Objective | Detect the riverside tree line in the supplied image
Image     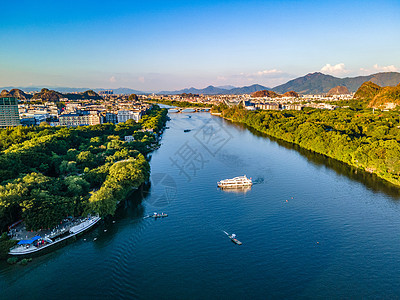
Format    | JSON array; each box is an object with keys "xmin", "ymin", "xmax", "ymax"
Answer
[
  {"xmin": 212, "ymin": 102, "xmax": 400, "ymax": 187},
  {"xmin": 0, "ymin": 106, "xmax": 168, "ymax": 233}
]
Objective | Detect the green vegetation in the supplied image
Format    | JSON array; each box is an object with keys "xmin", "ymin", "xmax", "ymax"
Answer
[
  {"xmin": 7, "ymin": 256, "xmax": 18, "ymax": 264},
  {"xmin": 0, "ymin": 106, "xmax": 167, "ymax": 234},
  {"xmin": 30, "ymin": 88, "xmax": 103, "ymax": 102},
  {"xmin": 17, "ymin": 258, "xmax": 32, "ymax": 266},
  {"xmin": 273, "ymin": 71, "xmax": 400, "ymax": 94},
  {"xmin": 147, "ymin": 99, "xmax": 211, "ymax": 108},
  {"xmin": 212, "ymin": 104, "xmax": 400, "ymax": 187},
  {"xmin": 128, "ymin": 94, "xmax": 138, "ymax": 101},
  {"xmin": 353, "ymin": 81, "xmax": 400, "ymax": 108},
  {"xmin": 0, "ymin": 233, "xmax": 17, "ymax": 260}
]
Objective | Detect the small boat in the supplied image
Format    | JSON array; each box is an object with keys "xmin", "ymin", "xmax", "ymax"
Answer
[
  {"xmin": 151, "ymin": 212, "xmax": 168, "ymax": 218},
  {"xmin": 217, "ymin": 175, "xmax": 252, "ymax": 189},
  {"xmin": 9, "ymin": 215, "xmax": 101, "ymax": 256},
  {"xmin": 184, "ymin": 129, "xmax": 191, "ymax": 133},
  {"xmin": 223, "ymin": 231, "xmax": 242, "ymax": 245}
]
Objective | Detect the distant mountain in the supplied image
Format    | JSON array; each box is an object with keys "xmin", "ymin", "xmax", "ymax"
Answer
[
  {"xmin": 251, "ymin": 90, "xmax": 299, "ymax": 98},
  {"xmin": 251, "ymin": 90, "xmax": 280, "ymax": 98},
  {"xmin": 0, "ymin": 86, "xmax": 42, "ymax": 93},
  {"xmin": 32, "ymin": 88, "xmax": 64, "ymax": 102},
  {"xmin": 0, "ymin": 88, "xmax": 31, "ymax": 99},
  {"xmin": 354, "ymin": 81, "xmax": 382, "ymax": 101},
  {"xmin": 96, "ymin": 88, "xmax": 147, "ymax": 95},
  {"xmin": 0, "ymin": 90, "xmax": 11, "ymax": 97},
  {"xmin": 216, "ymin": 85, "xmax": 236, "ymax": 90},
  {"xmin": 30, "ymin": 88, "xmax": 103, "ymax": 102},
  {"xmin": 369, "ymin": 83, "xmax": 400, "ymax": 108},
  {"xmin": 327, "ymin": 86, "xmax": 350, "ymax": 96},
  {"xmin": 282, "ymin": 91, "xmax": 300, "ymax": 97},
  {"xmin": 272, "ymin": 72, "xmax": 400, "ymax": 94},
  {"xmin": 65, "ymin": 90, "xmax": 102, "ymax": 101},
  {"xmin": 228, "ymin": 84, "xmax": 269, "ymax": 95},
  {"xmin": 159, "ymin": 84, "xmax": 269, "ymax": 95},
  {"xmin": 49, "ymin": 87, "xmax": 91, "ymax": 93},
  {"xmin": 354, "ymin": 81, "xmax": 400, "ymax": 108},
  {"xmin": 158, "ymin": 85, "xmax": 228, "ymax": 95}
]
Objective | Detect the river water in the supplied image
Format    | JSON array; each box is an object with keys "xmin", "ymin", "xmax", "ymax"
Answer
[{"xmin": 1, "ymin": 112, "xmax": 400, "ymax": 299}]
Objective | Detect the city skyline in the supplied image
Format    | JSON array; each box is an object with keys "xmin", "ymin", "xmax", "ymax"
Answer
[{"xmin": 1, "ymin": 0, "xmax": 399, "ymax": 91}]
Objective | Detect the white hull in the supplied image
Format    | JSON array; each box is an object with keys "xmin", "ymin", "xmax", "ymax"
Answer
[
  {"xmin": 9, "ymin": 216, "xmax": 101, "ymax": 256},
  {"xmin": 217, "ymin": 175, "xmax": 252, "ymax": 189}
]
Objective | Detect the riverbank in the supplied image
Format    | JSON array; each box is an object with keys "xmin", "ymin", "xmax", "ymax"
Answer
[
  {"xmin": 212, "ymin": 105, "xmax": 400, "ymax": 188},
  {"xmin": 146, "ymin": 99, "xmax": 212, "ymax": 108},
  {"xmin": 0, "ymin": 106, "xmax": 168, "ymax": 259},
  {"xmin": 3, "ymin": 110, "xmax": 400, "ymax": 298}
]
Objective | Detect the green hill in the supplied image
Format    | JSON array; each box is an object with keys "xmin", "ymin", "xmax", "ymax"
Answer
[
  {"xmin": 354, "ymin": 81, "xmax": 400, "ymax": 108},
  {"xmin": 65, "ymin": 90, "xmax": 102, "ymax": 100},
  {"xmin": 31, "ymin": 88, "xmax": 102, "ymax": 102},
  {"xmin": 32, "ymin": 88, "xmax": 64, "ymax": 102},
  {"xmin": 353, "ymin": 81, "xmax": 382, "ymax": 101}
]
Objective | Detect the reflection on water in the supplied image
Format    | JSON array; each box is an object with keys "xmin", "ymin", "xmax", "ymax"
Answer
[
  {"xmin": 219, "ymin": 187, "xmax": 252, "ymax": 194},
  {"xmin": 225, "ymin": 118, "xmax": 400, "ymax": 199},
  {"xmin": 2, "ymin": 111, "xmax": 400, "ymax": 299}
]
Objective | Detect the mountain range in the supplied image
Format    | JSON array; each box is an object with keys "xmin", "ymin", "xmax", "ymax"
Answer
[
  {"xmin": 272, "ymin": 72, "xmax": 400, "ymax": 94},
  {"xmin": 354, "ymin": 81, "xmax": 400, "ymax": 108},
  {"xmin": 158, "ymin": 72, "xmax": 400, "ymax": 95},
  {"xmin": 2, "ymin": 72, "xmax": 400, "ymax": 96},
  {"xmin": 158, "ymin": 84, "xmax": 269, "ymax": 95}
]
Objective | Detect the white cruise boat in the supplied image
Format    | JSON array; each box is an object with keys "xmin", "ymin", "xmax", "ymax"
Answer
[
  {"xmin": 9, "ymin": 215, "xmax": 101, "ymax": 256},
  {"xmin": 217, "ymin": 175, "xmax": 252, "ymax": 189}
]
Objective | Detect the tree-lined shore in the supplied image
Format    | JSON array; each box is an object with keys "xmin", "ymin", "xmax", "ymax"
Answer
[
  {"xmin": 0, "ymin": 106, "xmax": 168, "ymax": 235},
  {"xmin": 212, "ymin": 103, "xmax": 400, "ymax": 187}
]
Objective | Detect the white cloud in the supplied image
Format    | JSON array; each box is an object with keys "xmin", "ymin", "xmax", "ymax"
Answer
[
  {"xmin": 321, "ymin": 63, "xmax": 349, "ymax": 75},
  {"xmin": 138, "ymin": 76, "xmax": 145, "ymax": 83},
  {"xmin": 373, "ymin": 64, "xmax": 398, "ymax": 72},
  {"xmin": 109, "ymin": 76, "xmax": 116, "ymax": 83},
  {"xmin": 360, "ymin": 64, "xmax": 398, "ymax": 74},
  {"xmin": 254, "ymin": 69, "xmax": 283, "ymax": 76},
  {"xmin": 217, "ymin": 76, "xmax": 227, "ymax": 81}
]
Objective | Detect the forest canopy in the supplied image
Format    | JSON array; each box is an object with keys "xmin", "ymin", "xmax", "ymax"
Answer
[
  {"xmin": 0, "ymin": 106, "xmax": 167, "ymax": 232},
  {"xmin": 212, "ymin": 104, "xmax": 400, "ymax": 187}
]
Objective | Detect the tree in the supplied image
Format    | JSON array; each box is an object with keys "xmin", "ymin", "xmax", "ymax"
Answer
[{"xmin": 128, "ymin": 94, "xmax": 138, "ymax": 101}]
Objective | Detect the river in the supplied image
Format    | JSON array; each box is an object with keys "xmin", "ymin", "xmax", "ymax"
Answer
[{"xmin": 1, "ymin": 111, "xmax": 400, "ymax": 299}]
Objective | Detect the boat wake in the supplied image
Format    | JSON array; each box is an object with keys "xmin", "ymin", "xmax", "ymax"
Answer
[{"xmin": 252, "ymin": 176, "xmax": 265, "ymax": 185}]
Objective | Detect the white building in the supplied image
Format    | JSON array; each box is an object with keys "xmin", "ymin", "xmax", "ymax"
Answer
[
  {"xmin": 124, "ymin": 135, "xmax": 135, "ymax": 142},
  {"xmin": 117, "ymin": 110, "xmax": 141, "ymax": 123}
]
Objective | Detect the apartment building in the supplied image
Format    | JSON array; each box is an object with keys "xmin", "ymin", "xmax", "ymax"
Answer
[
  {"xmin": 117, "ymin": 110, "xmax": 142, "ymax": 123},
  {"xmin": 59, "ymin": 111, "xmax": 101, "ymax": 127},
  {"xmin": 0, "ymin": 97, "xmax": 20, "ymax": 127}
]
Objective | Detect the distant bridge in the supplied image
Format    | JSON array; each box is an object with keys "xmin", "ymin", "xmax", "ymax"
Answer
[{"xmin": 167, "ymin": 107, "xmax": 211, "ymax": 113}]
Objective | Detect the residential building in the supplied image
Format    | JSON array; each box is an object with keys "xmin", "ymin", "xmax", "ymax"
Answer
[
  {"xmin": 124, "ymin": 135, "xmax": 135, "ymax": 142},
  {"xmin": 0, "ymin": 97, "xmax": 20, "ymax": 128},
  {"xmin": 117, "ymin": 110, "xmax": 141, "ymax": 123},
  {"xmin": 59, "ymin": 111, "xmax": 101, "ymax": 127},
  {"xmin": 101, "ymin": 112, "xmax": 118, "ymax": 124},
  {"xmin": 255, "ymin": 103, "xmax": 281, "ymax": 110}
]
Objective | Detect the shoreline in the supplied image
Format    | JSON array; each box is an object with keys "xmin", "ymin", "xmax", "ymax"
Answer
[{"xmin": 215, "ymin": 113, "xmax": 400, "ymax": 189}]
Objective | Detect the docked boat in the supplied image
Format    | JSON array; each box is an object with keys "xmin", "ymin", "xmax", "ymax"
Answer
[
  {"xmin": 151, "ymin": 212, "xmax": 168, "ymax": 218},
  {"xmin": 223, "ymin": 231, "xmax": 242, "ymax": 245},
  {"xmin": 8, "ymin": 215, "xmax": 101, "ymax": 256},
  {"xmin": 217, "ymin": 175, "xmax": 252, "ymax": 189}
]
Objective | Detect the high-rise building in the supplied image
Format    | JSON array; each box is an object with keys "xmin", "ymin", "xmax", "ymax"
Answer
[{"xmin": 0, "ymin": 97, "xmax": 20, "ymax": 128}]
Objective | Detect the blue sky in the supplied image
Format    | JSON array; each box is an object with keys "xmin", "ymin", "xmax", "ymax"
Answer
[{"xmin": 0, "ymin": 0, "xmax": 399, "ymax": 91}]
